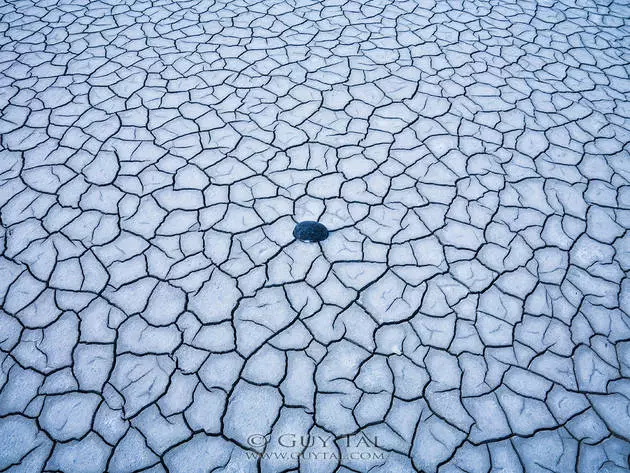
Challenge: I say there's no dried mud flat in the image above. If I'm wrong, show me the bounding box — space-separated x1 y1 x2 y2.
0 0 629 472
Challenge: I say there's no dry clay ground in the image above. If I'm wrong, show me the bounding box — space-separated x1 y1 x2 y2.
1 0 630 472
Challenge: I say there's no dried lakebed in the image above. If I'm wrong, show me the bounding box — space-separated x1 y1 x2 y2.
0 0 629 472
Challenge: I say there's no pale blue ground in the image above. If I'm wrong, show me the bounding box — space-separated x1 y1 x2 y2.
0 0 629 472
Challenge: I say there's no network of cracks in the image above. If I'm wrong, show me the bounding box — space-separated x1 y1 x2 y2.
0 0 629 472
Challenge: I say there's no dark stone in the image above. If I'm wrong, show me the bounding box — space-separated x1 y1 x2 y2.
293 221 329 243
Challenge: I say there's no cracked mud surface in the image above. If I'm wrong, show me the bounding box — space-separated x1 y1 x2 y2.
1 0 630 472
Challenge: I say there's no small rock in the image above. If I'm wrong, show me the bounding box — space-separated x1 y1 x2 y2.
293 221 329 243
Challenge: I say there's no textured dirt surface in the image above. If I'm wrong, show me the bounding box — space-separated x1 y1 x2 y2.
1 0 630 472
